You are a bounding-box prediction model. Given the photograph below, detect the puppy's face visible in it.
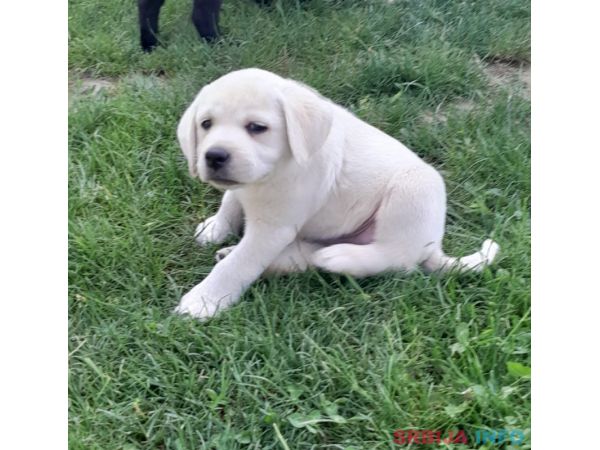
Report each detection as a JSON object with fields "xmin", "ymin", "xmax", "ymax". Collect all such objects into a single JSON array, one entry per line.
[
  {"xmin": 178, "ymin": 72, "xmax": 289, "ymax": 189},
  {"xmin": 178, "ymin": 68, "xmax": 333, "ymax": 189}
]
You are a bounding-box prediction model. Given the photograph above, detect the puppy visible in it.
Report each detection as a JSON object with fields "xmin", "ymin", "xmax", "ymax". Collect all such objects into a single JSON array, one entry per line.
[{"xmin": 175, "ymin": 68, "xmax": 499, "ymax": 319}]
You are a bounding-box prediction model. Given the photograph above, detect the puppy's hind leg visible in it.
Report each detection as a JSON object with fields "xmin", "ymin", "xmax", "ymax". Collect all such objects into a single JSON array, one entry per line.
[
  {"xmin": 312, "ymin": 167, "xmax": 449, "ymax": 277},
  {"xmin": 312, "ymin": 243, "xmax": 406, "ymax": 278}
]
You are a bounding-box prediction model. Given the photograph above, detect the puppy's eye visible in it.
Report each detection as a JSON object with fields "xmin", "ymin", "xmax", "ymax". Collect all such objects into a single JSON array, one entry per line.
[
  {"xmin": 201, "ymin": 119, "xmax": 212, "ymax": 130},
  {"xmin": 246, "ymin": 122, "xmax": 268, "ymax": 134}
]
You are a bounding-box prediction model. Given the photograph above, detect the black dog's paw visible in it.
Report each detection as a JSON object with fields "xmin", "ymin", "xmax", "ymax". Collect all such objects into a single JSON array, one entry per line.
[
  {"xmin": 141, "ymin": 36, "xmax": 158, "ymax": 52},
  {"xmin": 198, "ymin": 29, "xmax": 219, "ymax": 42},
  {"xmin": 192, "ymin": 16, "xmax": 220, "ymax": 41}
]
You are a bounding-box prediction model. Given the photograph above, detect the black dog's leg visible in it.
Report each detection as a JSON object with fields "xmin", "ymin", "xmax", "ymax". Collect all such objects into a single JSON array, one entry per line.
[
  {"xmin": 138, "ymin": 0, "xmax": 166, "ymax": 52},
  {"xmin": 192, "ymin": 0, "xmax": 223, "ymax": 41}
]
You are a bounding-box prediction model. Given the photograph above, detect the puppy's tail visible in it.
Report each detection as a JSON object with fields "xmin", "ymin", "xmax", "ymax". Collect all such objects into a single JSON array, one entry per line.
[{"xmin": 422, "ymin": 239, "xmax": 500, "ymax": 273}]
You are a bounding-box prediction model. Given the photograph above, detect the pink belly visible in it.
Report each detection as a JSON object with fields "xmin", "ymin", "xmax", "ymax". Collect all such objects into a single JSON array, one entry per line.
[{"xmin": 309, "ymin": 210, "xmax": 377, "ymax": 246}]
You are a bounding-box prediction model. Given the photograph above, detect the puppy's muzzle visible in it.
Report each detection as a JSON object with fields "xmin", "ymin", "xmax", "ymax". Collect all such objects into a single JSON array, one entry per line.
[{"xmin": 205, "ymin": 147, "xmax": 230, "ymax": 171}]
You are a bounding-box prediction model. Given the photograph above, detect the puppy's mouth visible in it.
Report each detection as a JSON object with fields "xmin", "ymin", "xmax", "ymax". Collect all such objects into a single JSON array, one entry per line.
[{"xmin": 208, "ymin": 177, "xmax": 241, "ymax": 188}]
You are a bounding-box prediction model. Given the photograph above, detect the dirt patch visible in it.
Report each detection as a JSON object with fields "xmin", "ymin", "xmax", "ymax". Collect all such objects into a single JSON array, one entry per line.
[
  {"xmin": 69, "ymin": 72, "xmax": 168, "ymax": 105},
  {"xmin": 69, "ymin": 77, "xmax": 117, "ymax": 95},
  {"xmin": 68, "ymin": 74, "xmax": 118, "ymax": 101},
  {"xmin": 421, "ymin": 110, "xmax": 444, "ymax": 125},
  {"xmin": 421, "ymin": 59, "xmax": 530, "ymax": 124},
  {"xmin": 483, "ymin": 60, "xmax": 530, "ymax": 99},
  {"xmin": 421, "ymin": 98, "xmax": 477, "ymax": 125},
  {"xmin": 122, "ymin": 73, "xmax": 167, "ymax": 90},
  {"xmin": 78, "ymin": 78, "xmax": 116, "ymax": 95}
]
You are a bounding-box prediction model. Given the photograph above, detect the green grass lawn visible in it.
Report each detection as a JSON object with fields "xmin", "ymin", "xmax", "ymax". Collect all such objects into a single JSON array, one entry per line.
[{"xmin": 68, "ymin": 0, "xmax": 530, "ymax": 448}]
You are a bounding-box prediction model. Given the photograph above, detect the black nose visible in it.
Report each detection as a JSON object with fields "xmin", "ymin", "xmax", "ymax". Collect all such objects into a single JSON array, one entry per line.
[{"xmin": 205, "ymin": 147, "xmax": 230, "ymax": 171}]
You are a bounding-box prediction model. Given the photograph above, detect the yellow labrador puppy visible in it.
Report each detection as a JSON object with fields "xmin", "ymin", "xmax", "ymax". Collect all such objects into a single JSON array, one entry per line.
[{"xmin": 175, "ymin": 68, "xmax": 499, "ymax": 319}]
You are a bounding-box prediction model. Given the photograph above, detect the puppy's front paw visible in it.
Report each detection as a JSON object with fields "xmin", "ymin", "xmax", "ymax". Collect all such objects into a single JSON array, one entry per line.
[
  {"xmin": 174, "ymin": 284, "xmax": 231, "ymax": 320},
  {"xmin": 194, "ymin": 215, "xmax": 232, "ymax": 246},
  {"xmin": 215, "ymin": 245, "xmax": 237, "ymax": 262}
]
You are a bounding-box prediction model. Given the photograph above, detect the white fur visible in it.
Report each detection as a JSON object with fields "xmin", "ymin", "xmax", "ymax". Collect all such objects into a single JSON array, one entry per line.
[{"xmin": 174, "ymin": 68, "xmax": 499, "ymax": 320}]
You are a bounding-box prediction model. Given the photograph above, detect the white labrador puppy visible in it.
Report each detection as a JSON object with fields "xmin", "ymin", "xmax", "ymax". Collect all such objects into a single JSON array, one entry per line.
[{"xmin": 175, "ymin": 68, "xmax": 499, "ymax": 319}]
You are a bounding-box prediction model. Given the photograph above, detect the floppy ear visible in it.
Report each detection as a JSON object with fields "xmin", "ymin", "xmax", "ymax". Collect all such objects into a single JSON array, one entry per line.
[
  {"xmin": 280, "ymin": 81, "xmax": 333, "ymax": 165},
  {"xmin": 177, "ymin": 98, "xmax": 199, "ymax": 177}
]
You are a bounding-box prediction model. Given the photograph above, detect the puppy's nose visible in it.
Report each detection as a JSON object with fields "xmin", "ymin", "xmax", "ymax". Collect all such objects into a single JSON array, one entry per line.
[{"xmin": 205, "ymin": 147, "xmax": 230, "ymax": 171}]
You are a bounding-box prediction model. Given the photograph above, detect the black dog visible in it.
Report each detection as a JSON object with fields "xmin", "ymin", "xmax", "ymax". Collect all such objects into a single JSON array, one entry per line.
[{"xmin": 138, "ymin": 0, "xmax": 269, "ymax": 52}]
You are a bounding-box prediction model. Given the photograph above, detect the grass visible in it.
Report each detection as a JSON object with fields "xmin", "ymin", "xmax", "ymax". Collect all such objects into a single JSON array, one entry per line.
[{"xmin": 68, "ymin": 0, "xmax": 530, "ymax": 448}]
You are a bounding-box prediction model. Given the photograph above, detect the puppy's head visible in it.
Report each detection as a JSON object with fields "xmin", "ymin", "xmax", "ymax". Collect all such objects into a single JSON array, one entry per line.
[{"xmin": 177, "ymin": 68, "xmax": 332, "ymax": 189}]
